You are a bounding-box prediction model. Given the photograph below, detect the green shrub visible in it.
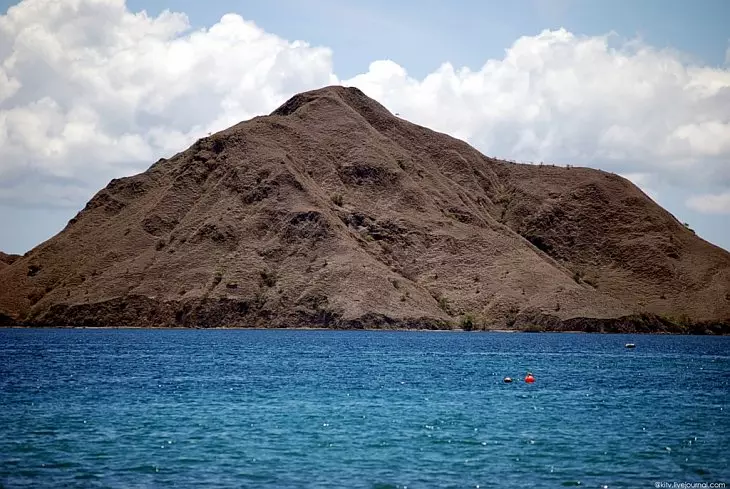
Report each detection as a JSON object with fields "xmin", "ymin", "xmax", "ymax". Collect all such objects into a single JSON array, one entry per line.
[{"xmin": 460, "ymin": 314, "xmax": 475, "ymax": 331}]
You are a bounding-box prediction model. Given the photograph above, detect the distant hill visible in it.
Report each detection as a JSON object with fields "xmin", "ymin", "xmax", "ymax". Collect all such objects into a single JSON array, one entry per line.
[{"xmin": 1, "ymin": 86, "xmax": 728, "ymax": 332}]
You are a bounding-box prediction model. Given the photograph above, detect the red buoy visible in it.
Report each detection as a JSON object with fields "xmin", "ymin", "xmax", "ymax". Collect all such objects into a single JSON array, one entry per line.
[{"xmin": 525, "ymin": 373, "xmax": 535, "ymax": 384}]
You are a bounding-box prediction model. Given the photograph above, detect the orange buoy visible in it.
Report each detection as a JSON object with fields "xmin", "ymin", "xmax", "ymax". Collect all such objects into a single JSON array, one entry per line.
[{"xmin": 525, "ymin": 372, "xmax": 535, "ymax": 384}]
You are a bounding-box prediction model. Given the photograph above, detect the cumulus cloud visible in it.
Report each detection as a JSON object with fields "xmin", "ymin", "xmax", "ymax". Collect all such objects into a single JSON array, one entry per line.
[
  {"xmin": 686, "ymin": 192, "xmax": 730, "ymax": 215},
  {"xmin": 345, "ymin": 30, "xmax": 730, "ymax": 190},
  {"xmin": 0, "ymin": 0, "xmax": 335, "ymax": 206},
  {"xmin": 0, "ymin": 0, "xmax": 729, "ymax": 220}
]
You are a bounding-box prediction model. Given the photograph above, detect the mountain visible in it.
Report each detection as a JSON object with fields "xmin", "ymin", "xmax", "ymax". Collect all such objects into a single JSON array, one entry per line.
[{"xmin": 1, "ymin": 86, "xmax": 728, "ymax": 332}]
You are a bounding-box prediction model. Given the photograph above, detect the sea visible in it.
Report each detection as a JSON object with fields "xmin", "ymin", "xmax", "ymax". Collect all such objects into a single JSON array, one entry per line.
[{"xmin": 0, "ymin": 328, "xmax": 728, "ymax": 488}]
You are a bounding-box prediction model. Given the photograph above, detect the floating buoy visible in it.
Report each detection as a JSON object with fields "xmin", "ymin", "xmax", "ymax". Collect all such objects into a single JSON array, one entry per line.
[
  {"xmin": 503, "ymin": 377, "xmax": 513, "ymax": 383},
  {"xmin": 625, "ymin": 343, "xmax": 636, "ymax": 348},
  {"xmin": 525, "ymin": 373, "xmax": 535, "ymax": 384}
]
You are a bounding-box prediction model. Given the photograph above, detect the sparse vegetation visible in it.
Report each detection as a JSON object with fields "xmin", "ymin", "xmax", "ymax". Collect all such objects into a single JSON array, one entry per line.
[
  {"xmin": 208, "ymin": 266, "xmax": 225, "ymax": 290},
  {"xmin": 659, "ymin": 313, "xmax": 693, "ymax": 329},
  {"xmin": 259, "ymin": 269, "xmax": 277, "ymax": 287},
  {"xmin": 27, "ymin": 291, "xmax": 44, "ymax": 305},
  {"xmin": 253, "ymin": 290, "xmax": 267, "ymax": 308},
  {"xmin": 583, "ymin": 276, "xmax": 598, "ymax": 288},
  {"xmin": 436, "ymin": 294, "xmax": 452, "ymax": 314},
  {"xmin": 460, "ymin": 313, "xmax": 475, "ymax": 331},
  {"xmin": 572, "ymin": 270, "xmax": 584, "ymax": 283},
  {"xmin": 330, "ymin": 193, "xmax": 344, "ymax": 206},
  {"xmin": 391, "ymin": 279, "xmax": 400, "ymax": 289},
  {"xmin": 401, "ymin": 268, "xmax": 417, "ymax": 282}
]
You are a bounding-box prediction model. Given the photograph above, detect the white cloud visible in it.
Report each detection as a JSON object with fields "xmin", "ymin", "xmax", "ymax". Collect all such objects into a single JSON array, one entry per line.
[
  {"xmin": 686, "ymin": 192, "xmax": 730, "ymax": 215},
  {"xmin": 0, "ymin": 0, "xmax": 729, "ymax": 218},
  {"xmin": 0, "ymin": 0, "xmax": 335, "ymax": 206},
  {"xmin": 345, "ymin": 30, "xmax": 730, "ymax": 190}
]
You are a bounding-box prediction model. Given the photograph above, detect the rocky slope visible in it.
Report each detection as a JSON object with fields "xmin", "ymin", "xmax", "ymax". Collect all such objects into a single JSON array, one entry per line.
[
  {"xmin": 0, "ymin": 86, "xmax": 728, "ymax": 332},
  {"xmin": 0, "ymin": 253, "xmax": 21, "ymax": 324},
  {"xmin": 0, "ymin": 252, "xmax": 20, "ymax": 271}
]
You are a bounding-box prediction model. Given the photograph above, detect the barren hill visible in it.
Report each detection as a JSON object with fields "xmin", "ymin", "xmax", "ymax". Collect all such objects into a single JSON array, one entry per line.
[{"xmin": 1, "ymin": 86, "xmax": 728, "ymax": 332}]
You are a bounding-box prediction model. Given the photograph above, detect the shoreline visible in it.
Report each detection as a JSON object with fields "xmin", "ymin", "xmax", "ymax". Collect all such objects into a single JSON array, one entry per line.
[
  {"xmin": 4, "ymin": 295, "xmax": 726, "ymax": 335},
  {"xmin": 0, "ymin": 325, "xmax": 725, "ymax": 335}
]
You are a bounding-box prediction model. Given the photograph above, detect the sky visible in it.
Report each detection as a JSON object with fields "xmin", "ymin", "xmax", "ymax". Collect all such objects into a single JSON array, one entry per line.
[{"xmin": 0, "ymin": 0, "xmax": 729, "ymax": 254}]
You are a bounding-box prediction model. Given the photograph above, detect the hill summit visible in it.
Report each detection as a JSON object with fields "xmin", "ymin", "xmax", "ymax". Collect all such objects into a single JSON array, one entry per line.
[{"xmin": 1, "ymin": 86, "xmax": 728, "ymax": 332}]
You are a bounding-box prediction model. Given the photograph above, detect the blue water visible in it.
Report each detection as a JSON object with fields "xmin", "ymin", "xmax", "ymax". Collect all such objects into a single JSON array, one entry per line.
[{"xmin": 0, "ymin": 329, "xmax": 728, "ymax": 488}]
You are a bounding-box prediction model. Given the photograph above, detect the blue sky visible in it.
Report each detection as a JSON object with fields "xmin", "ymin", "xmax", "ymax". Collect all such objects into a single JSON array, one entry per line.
[
  {"xmin": 0, "ymin": 0, "xmax": 729, "ymax": 254},
  {"xmin": 122, "ymin": 0, "xmax": 730, "ymax": 78}
]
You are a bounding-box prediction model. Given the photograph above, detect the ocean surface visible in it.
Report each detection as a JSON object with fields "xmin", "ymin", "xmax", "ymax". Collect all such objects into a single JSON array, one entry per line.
[{"xmin": 0, "ymin": 329, "xmax": 728, "ymax": 488}]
